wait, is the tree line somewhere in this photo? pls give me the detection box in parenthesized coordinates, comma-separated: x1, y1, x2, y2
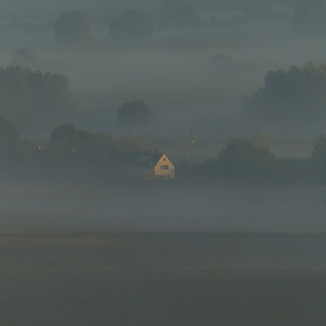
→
(243, 62, 326, 123)
(0, 121, 150, 183)
(0, 118, 326, 184)
(178, 136, 326, 185)
(0, 66, 72, 134)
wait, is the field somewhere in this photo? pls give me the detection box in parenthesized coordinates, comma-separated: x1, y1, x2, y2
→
(1, 232, 326, 325)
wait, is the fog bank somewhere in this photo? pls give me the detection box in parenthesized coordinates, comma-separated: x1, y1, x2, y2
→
(1, 184, 325, 233)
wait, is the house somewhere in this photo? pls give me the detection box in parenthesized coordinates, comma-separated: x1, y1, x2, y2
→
(140, 152, 175, 179)
(121, 151, 175, 179)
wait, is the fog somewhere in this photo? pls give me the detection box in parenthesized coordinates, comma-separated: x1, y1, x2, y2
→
(0, 184, 323, 233)
(0, 0, 322, 140)
(2, 2, 326, 325)
(0, 0, 323, 226)
(0, 0, 324, 224)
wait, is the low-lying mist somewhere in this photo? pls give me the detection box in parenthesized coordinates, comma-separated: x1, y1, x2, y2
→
(1, 184, 325, 233)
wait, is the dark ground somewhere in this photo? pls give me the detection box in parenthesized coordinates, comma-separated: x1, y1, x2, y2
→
(1, 232, 326, 325)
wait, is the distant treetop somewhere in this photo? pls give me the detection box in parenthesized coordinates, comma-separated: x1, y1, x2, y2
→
(0, 115, 18, 147)
(311, 134, 326, 164)
(243, 62, 326, 121)
(117, 100, 154, 125)
(0, 66, 73, 133)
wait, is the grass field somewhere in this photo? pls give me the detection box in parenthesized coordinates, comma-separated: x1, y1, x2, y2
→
(0, 232, 326, 325)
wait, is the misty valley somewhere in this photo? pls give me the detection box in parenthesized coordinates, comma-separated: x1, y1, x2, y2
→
(0, 0, 325, 325)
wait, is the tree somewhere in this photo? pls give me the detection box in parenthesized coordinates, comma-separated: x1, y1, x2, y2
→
(243, 62, 326, 121)
(49, 123, 77, 154)
(0, 66, 73, 133)
(54, 10, 94, 48)
(117, 100, 154, 125)
(0, 115, 18, 147)
(159, 0, 200, 26)
(292, 0, 326, 34)
(311, 134, 326, 164)
(109, 9, 154, 43)
(217, 137, 275, 178)
(49, 123, 116, 158)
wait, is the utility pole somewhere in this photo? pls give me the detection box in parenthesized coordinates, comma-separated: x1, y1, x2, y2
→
(189, 126, 195, 165)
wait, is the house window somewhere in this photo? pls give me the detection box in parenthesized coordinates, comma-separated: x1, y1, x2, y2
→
(161, 165, 169, 170)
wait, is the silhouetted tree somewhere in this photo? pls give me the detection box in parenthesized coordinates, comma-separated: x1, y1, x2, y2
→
(54, 10, 94, 48)
(74, 130, 115, 158)
(117, 100, 154, 125)
(243, 62, 326, 121)
(0, 115, 18, 147)
(0, 66, 72, 132)
(49, 123, 77, 154)
(49, 123, 148, 163)
(160, 0, 199, 25)
(311, 134, 326, 164)
(217, 137, 275, 178)
(109, 9, 154, 43)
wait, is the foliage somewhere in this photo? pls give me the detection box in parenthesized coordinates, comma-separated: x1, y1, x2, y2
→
(117, 100, 154, 125)
(217, 137, 275, 178)
(49, 123, 115, 157)
(49, 123, 147, 160)
(159, 0, 200, 25)
(109, 9, 154, 43)
(311, 134, 326, 164)
(292, 0, 326, 34)
(0, 115, 18, 147)
(49, 123, 77, 154)
(243, 62, 326, 121)
(0, 66, 72, 132)
(54, 10, 94, 48)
